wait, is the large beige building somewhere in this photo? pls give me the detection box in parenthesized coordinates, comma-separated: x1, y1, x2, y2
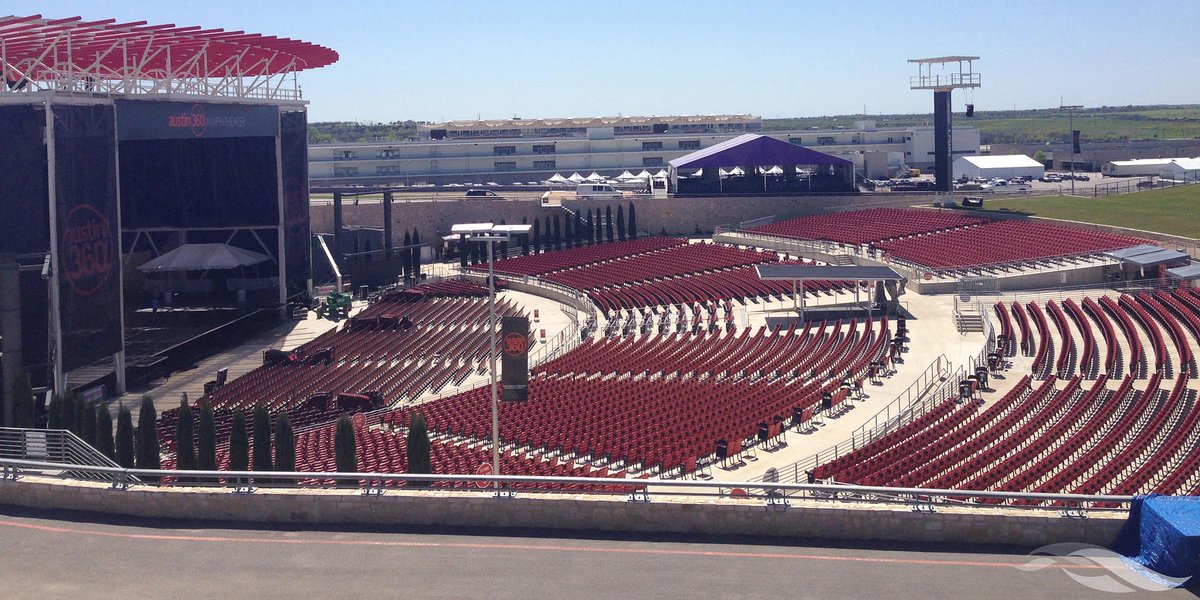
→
(309, 115, 979, 185)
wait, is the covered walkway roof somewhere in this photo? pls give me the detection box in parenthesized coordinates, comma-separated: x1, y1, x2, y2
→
(756, 264, 904, 282)
(668, 134, 852, 170)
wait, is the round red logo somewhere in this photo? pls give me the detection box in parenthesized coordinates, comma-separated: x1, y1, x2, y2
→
(189, 103, 207, 137)
(475, 463, 492, 488)
(60, 204, 113, 296)
(503, 332, 527, 357)
(351, 413, 366, 429)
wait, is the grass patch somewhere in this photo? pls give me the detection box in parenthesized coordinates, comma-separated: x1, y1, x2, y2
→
(982, 186, 1200, 239)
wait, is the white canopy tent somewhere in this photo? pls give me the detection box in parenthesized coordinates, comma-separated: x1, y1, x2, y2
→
(567, 172, 585, 183)
(137, 243, 272, 273)
(585, 172, 604, 182)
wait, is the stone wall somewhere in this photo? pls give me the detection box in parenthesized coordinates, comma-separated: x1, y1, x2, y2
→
(0, 476, 1124, 548)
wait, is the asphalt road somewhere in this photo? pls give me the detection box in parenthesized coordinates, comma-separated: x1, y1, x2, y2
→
(2, 506, 1190, 599)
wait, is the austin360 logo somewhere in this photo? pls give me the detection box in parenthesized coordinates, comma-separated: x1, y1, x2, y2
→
(60, 204, 113, 296)
(167, 103, 207, 137)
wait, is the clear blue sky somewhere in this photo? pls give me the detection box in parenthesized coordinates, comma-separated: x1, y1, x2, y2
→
(7, 1, 1199, 123)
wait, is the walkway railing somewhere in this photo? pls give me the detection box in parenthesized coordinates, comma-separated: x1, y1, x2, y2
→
(0, 456, 1132, 512)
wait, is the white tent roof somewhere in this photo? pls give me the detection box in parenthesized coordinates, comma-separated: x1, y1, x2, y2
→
(137, 243, 271, 273)
(1162, 158, 1200, 171)
(1109, 158, 1177, 168)
(954, 154, 1043, 169)
(653, 169, 669, 178)
(585, 172, 604, 182)
(614, 170, 638, 181)
(567, 172, 584, 182)
(636, 169, 652, 178)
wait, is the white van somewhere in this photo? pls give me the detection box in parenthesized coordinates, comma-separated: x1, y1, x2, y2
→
(575, 183, 623, 199)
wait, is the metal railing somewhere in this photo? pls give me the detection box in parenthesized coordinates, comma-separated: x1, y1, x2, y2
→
(0, 428, 125, 482)
(0, 456, 1132, 512)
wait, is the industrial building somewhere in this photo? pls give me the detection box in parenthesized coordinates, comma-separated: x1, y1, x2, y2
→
(953, 154, 1045, 180)
(309, 116, 980, 186)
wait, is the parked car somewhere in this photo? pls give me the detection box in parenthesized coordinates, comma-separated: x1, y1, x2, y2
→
(465, 189, 502, 200)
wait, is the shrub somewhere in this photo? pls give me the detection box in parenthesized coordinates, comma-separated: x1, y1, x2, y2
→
(95, 403, 115, 461)
(134, 395, 160, 476)
(47, 393, 64, 430)
(334, 415, 357, 486)
(273, 411, 295, 483)
(174, 396, 196, 478)
(251, 404, 273, 481)
(406, 412, 432, 485)
(115, 403, 134, 468)
(79, 400, 97, 448)
(197, 397, 217, 472)
(228, 409, 250, 475)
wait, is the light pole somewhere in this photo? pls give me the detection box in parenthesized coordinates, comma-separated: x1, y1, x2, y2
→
(1061, 104, 1082, 195)
(450, 222, 531, 492)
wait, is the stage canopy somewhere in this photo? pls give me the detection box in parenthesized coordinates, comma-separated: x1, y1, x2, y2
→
(668, 134, 852, 171)
(137, 243, 272, 273)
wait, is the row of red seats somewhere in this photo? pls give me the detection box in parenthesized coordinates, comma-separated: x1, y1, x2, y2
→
(747, 208, 985, 245)
(877, 220, 1146, 271)
(542, 243, 775, 291)
(481, 237, 687, 276)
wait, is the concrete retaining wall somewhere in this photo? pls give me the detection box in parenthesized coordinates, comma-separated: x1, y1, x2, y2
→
(0, 477, 1124, 548)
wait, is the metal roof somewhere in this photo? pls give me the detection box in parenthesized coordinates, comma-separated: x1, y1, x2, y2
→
(1121, 249, 1190, 268)
(668, 134, 851, 170)
(0, 14, 338, 79)
(756, 264, 904, 281)
(908, 56, 980, 64)
(1166, 263, 1200, 280)
(1104, 244, 1165, 260)
(955, 154, 1044, 169)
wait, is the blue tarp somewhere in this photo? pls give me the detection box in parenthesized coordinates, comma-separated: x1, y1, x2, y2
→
(1115, 494, 1200, 578)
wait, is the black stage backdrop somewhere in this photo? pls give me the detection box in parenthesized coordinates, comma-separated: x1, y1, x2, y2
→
(0, 105, 50, 255)
(280, 109, 310, 295)
(53, 104, 122, 371)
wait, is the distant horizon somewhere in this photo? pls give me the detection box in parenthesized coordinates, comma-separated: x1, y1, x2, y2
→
(7, 0, 1199, 123)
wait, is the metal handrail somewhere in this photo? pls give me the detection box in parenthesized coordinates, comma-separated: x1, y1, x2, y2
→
(0, 456, 1133, 510)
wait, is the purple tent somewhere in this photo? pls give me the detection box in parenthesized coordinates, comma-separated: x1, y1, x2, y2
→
(668, 134, 851, 170)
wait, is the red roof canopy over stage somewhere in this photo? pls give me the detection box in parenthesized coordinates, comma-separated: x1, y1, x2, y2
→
(0, 14, 338, 80)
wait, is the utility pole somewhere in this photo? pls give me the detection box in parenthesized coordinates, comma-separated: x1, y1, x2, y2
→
(1061, 104, 1082, 196)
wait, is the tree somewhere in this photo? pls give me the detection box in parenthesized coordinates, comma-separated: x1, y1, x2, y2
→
(532, 218, 542, 253)
(135, 395, 160, 474)
(628, 202, 638, 240)
(95, 404, 115, 461)
(406, 412, 432, 485)
(550, 215, 560, 250)
(62, 390, 75, 433)
(564, 215, 574, 251)
(115, 403, 134, 468)
(174, 396, 196, 477)
(228, 409, 250, 474)
(588, 210, 597, 245)
(401, 230, 412, 279)
(72, 393, 87, 437)
(334, 415, 357, 486)
(252, 404, 273, 475)
(80, 400, 97, 448)
(458, 235, 468, 269)
(48, 392, 63, 429)
(8, 371, 33, 428)
(605, 206, 614, 242)
(574, 211, 584, 248)
(543, 216, 552, 251)
(274, 411, 295, 483)
(197, 397, 216, 472)
(411, 228, 421, 280)
(521, 217, 530, 256)
(594, 208, 602, 244)
(616, 204, 626, 241)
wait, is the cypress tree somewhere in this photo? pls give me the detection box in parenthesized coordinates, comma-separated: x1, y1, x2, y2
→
(406, 413, 432, 484)
(543, 216, 552, 250)
(411, 228, 422, 280)
(95, 404, 115, 461)
(564, 216, 573, 251)
(252, 404, 273, 475)
(228, 409, 249, 474)
(61, 390, 76, 433)
(605, 206, 614, 242)
(79, 400, 97, 448)
(73, 392, 87, 436)
(628, 202, 638, 240)
(334, 415, 357, 486)
(115, 403, 134, 468)
(197, 397, 217, 473)
(458, 235, 468, 269)
(593, 208, 601, 244)
(274, 412, 295, 484)
(9, 371, 33, 428)
(48, 392, 64, 429)
(575, 210, 584, 247)
(616, 204, 626, 241)
(401, 231, 412, 279)
(135, 395, 160, 475)
(521, 217, 530, 256)
(552, 214, 561, 250)
(532, 218, 541, 253)
(174, 396, 196, 478)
